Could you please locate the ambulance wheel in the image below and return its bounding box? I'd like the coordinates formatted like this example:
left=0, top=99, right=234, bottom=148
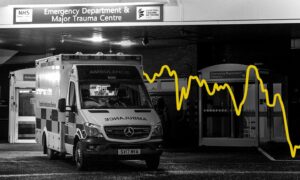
left=75, top=141, right=88, bottom=170
left=47, top=147, right=57, bottom=160
left=145, top=156, right=160, bottom=170
left=42, top=134, right=47, bottom=154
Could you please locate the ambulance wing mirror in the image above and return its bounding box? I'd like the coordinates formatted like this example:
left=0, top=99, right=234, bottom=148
left=58, top=98, right=66, bottom=112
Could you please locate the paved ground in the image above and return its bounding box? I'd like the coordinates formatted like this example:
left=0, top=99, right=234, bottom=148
left=1, top=144, right=300, bottom=179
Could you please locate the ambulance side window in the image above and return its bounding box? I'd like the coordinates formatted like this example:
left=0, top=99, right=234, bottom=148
left=69, top=82, right=76, bottom=107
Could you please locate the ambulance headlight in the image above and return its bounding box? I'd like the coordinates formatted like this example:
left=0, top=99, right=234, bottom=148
left=151, top=124, right=163, bottom=138
left=83, top=123, right=103, bottom=138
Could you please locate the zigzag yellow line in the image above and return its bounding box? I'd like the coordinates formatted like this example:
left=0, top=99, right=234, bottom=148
left=143, top=64, right=299, bottom=158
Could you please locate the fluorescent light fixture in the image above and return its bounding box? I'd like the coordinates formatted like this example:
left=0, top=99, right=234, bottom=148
left=113, top=40, right=137, bottom=47
left=81, top=34, right=107, bottom=43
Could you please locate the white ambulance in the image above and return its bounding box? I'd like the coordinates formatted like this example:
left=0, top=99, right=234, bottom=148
left=34, top=53, right=163, bottom=170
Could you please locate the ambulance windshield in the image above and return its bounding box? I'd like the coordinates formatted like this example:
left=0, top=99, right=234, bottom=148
left=77, top=65, right=152, bottom=109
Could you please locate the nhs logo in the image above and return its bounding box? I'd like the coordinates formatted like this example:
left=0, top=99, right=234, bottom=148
left=15, top=9, right=33, bottom=23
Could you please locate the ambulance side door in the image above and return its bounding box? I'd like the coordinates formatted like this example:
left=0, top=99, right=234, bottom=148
left=65, top=81, right=78, bottom=146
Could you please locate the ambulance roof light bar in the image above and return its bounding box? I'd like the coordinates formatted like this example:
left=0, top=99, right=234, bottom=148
left=61, top=54, right=142, bottom=61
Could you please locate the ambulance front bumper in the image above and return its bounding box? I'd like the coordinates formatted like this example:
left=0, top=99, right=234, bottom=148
left=80, top=137, right=163, bottom=160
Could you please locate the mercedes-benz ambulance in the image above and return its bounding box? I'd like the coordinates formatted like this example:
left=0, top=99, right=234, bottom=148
left=34, top=53, right=163, bottom=170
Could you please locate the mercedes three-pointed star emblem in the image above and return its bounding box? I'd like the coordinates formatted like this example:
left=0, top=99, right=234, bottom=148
left=124, top=127, right=135, bottom=137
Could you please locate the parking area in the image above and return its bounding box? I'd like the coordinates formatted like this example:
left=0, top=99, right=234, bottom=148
left=0, top=144, right=300, bottom=179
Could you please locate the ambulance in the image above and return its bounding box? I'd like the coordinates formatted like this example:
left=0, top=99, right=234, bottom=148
left=34, top=53, right=163, bottom=170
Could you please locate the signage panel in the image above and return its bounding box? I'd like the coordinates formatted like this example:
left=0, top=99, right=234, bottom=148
left=210, top=71, right=246, bottom=79
left=13, top=4, right=163, bottom=24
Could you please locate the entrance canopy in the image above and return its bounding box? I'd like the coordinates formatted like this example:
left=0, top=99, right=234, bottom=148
left=0, top=26, right=199, bottom=55
left=0, top=0, right=300, bottom=62
left=2, top=0, right=300, bottom=28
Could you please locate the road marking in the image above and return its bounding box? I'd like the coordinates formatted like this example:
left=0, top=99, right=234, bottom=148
left=0, top=161, right=33, bottom=163
left=2, top=170, right=300, bottom=178
left=0, top=172, right=101, bottom=178
left=258, top=147, right=275, bottom=161
left=258, top=147, right=300, bottom=162
left=167, top=170, right=300, bottom=175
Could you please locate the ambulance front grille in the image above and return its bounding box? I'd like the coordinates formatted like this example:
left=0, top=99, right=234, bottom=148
left=104, top=126, right=151, bottom=140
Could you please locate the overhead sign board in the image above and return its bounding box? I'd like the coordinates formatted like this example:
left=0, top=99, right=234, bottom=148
left=210, top=71, right=246, bottom=79
left=23, top=74, right=36, bottom=81
left=13, top=4, right=163, bottom=24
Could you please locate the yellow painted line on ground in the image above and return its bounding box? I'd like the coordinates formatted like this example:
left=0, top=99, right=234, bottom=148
left=143, top=65, right=298, bottom=158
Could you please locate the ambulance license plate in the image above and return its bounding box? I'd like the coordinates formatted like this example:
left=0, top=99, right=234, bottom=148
left=118, top=149, right=141, bottom=155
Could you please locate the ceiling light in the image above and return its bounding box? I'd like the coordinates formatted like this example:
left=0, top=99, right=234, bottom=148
left=60, top=33, right=71, bottom=44
left=113, top=40, right=137, bottom=47
left=82, top=34, right=107, bottom=43
left=60, top=36, right=65, bottom=43
left=16, top=43, right=23, bottom=47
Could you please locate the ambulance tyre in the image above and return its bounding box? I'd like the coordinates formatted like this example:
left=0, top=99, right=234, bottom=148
left=75, top=141, right=88, bottom=170
left=44, top=136, right=58, bottom=160
left=42, top=133, right=47, bottom=154
left=145, top=155, right=160, bottom=170
left=46, top=147, right=57, bottom=160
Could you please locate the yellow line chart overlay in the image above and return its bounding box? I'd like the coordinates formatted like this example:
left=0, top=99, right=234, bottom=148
left=143, top=64, right=298, bottom=158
